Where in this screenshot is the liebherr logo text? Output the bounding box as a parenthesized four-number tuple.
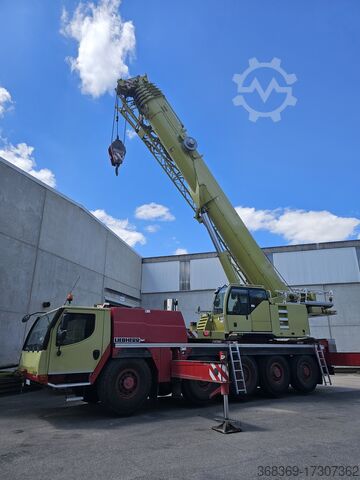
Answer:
(114, 337, 145, 344)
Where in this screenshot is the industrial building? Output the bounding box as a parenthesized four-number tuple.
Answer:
(1, 156, 359, 367)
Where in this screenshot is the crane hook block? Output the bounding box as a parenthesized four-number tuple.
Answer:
(108, 138, 126, 176)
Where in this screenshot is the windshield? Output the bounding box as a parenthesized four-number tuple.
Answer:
(213, 286, 227, 314)
(23, 309, 61, 351)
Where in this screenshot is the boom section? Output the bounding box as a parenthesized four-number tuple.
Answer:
(115, 75, 287, 294)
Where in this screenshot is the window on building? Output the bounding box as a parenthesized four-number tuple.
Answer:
(179, 260, 190, 291)
(227, 287, 250, 316)
(57, 313, 95, 346)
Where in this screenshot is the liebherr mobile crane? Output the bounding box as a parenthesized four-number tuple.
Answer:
(19, 76, 336, 415)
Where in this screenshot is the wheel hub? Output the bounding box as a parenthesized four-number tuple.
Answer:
(117, 369, 138, 398)
(302, 364, 311, 379)
(271, 363, 283, 382)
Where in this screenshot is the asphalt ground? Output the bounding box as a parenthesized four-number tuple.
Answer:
(0, 374, 359, 480)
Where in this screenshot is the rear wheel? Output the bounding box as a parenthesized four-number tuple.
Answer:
(290, 355, 320, 393)
(259, 355, 290, 397)
(98, 359, 152, 415)
(181, 356, 219, 406)
(182, 379, 218, 406)
(231, 355, 259, 397)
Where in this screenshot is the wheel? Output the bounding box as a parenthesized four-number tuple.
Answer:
(181, 355, 219, 406)
(259, 355, 290, 397)
(97, 359, 152, 415)
(290, 355, 320, 393)
(181, 379, 218, 406)
(232, 355, 259, 396)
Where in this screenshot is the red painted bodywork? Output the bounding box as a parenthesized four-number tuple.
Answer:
(111, 308, 188, 383)
(325, 352, 360, 367)
(320, 339, 360, 367)
(90, 344, 111, 384)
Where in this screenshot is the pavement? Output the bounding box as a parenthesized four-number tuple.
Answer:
(0, 374, 359, 480)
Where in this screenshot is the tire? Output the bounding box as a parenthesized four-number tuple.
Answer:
(182, 379, 218, 406)
(290, 355, 320, 394)
(97, 359, 152, 415)
(234, 355, 259, 396)
(259, 355, 290, 397)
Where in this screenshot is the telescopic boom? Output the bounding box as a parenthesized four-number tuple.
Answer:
(112, 75, 287, 295)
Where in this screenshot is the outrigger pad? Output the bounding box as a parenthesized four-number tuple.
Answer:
(212, 419, 242, 434)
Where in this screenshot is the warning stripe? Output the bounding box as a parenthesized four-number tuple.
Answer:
(209, 363, 229, 383)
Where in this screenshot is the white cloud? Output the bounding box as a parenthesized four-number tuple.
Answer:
(135, 203, 175, 221)
(0, 87, 13, 117)
(235, 205, 360, 244)
(91, 209, 145, 247)
(174, 248, 188, 255)
(235, 206, 275, 231)
(145, 224, 159, 233)
(61, 0, 136, 98)
(0, 142, 56, 187)
(126, 129, 137, 140)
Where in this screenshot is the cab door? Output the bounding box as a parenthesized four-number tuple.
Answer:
(248, 288, 272, 332)
(225, 287, 252, 333)
(47, 309, 108, 381)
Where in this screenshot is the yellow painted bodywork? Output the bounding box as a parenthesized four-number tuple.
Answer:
(20, 307, 111, 381)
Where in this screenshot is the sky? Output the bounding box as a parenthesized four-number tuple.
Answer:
(0, 0, 359, 257)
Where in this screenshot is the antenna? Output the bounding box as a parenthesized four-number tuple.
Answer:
(64, 275, 80, 305)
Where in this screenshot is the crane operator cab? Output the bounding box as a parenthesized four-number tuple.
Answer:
(195, 284, 310, 341)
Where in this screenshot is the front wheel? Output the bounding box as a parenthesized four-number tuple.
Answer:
(290, 355, 320, 393)
(259, 355, 290, 397)
(97, 359, 152, 415)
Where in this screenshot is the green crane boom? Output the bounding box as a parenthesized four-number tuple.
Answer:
(114, 75, 287, 295)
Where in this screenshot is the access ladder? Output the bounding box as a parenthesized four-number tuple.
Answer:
(228, 343, 247, 394)
(315, 343, 332, 386)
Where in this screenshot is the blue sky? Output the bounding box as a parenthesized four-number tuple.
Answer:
(0, 0, 359, 257)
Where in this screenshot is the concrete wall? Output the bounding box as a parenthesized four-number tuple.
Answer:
(141, 243, 360, 352)
(0, 157, 142, 367)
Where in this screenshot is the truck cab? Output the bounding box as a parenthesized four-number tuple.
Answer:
(20, 306, 111, 387)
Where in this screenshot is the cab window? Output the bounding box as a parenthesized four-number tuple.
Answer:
(249, 289, 268, 312)
(57, 313, 95, 346)
(227, 288, 249, 316)
(213, 286, 227, 314)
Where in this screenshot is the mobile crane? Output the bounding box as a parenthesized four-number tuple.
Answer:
(19, 75, 337, 417)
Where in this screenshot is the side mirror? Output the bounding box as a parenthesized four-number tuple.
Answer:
(22, 314, 30, 323)
(60, 313, 70, 331)
(197, 306, 201, 314)
(56, 313, 70, 347)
